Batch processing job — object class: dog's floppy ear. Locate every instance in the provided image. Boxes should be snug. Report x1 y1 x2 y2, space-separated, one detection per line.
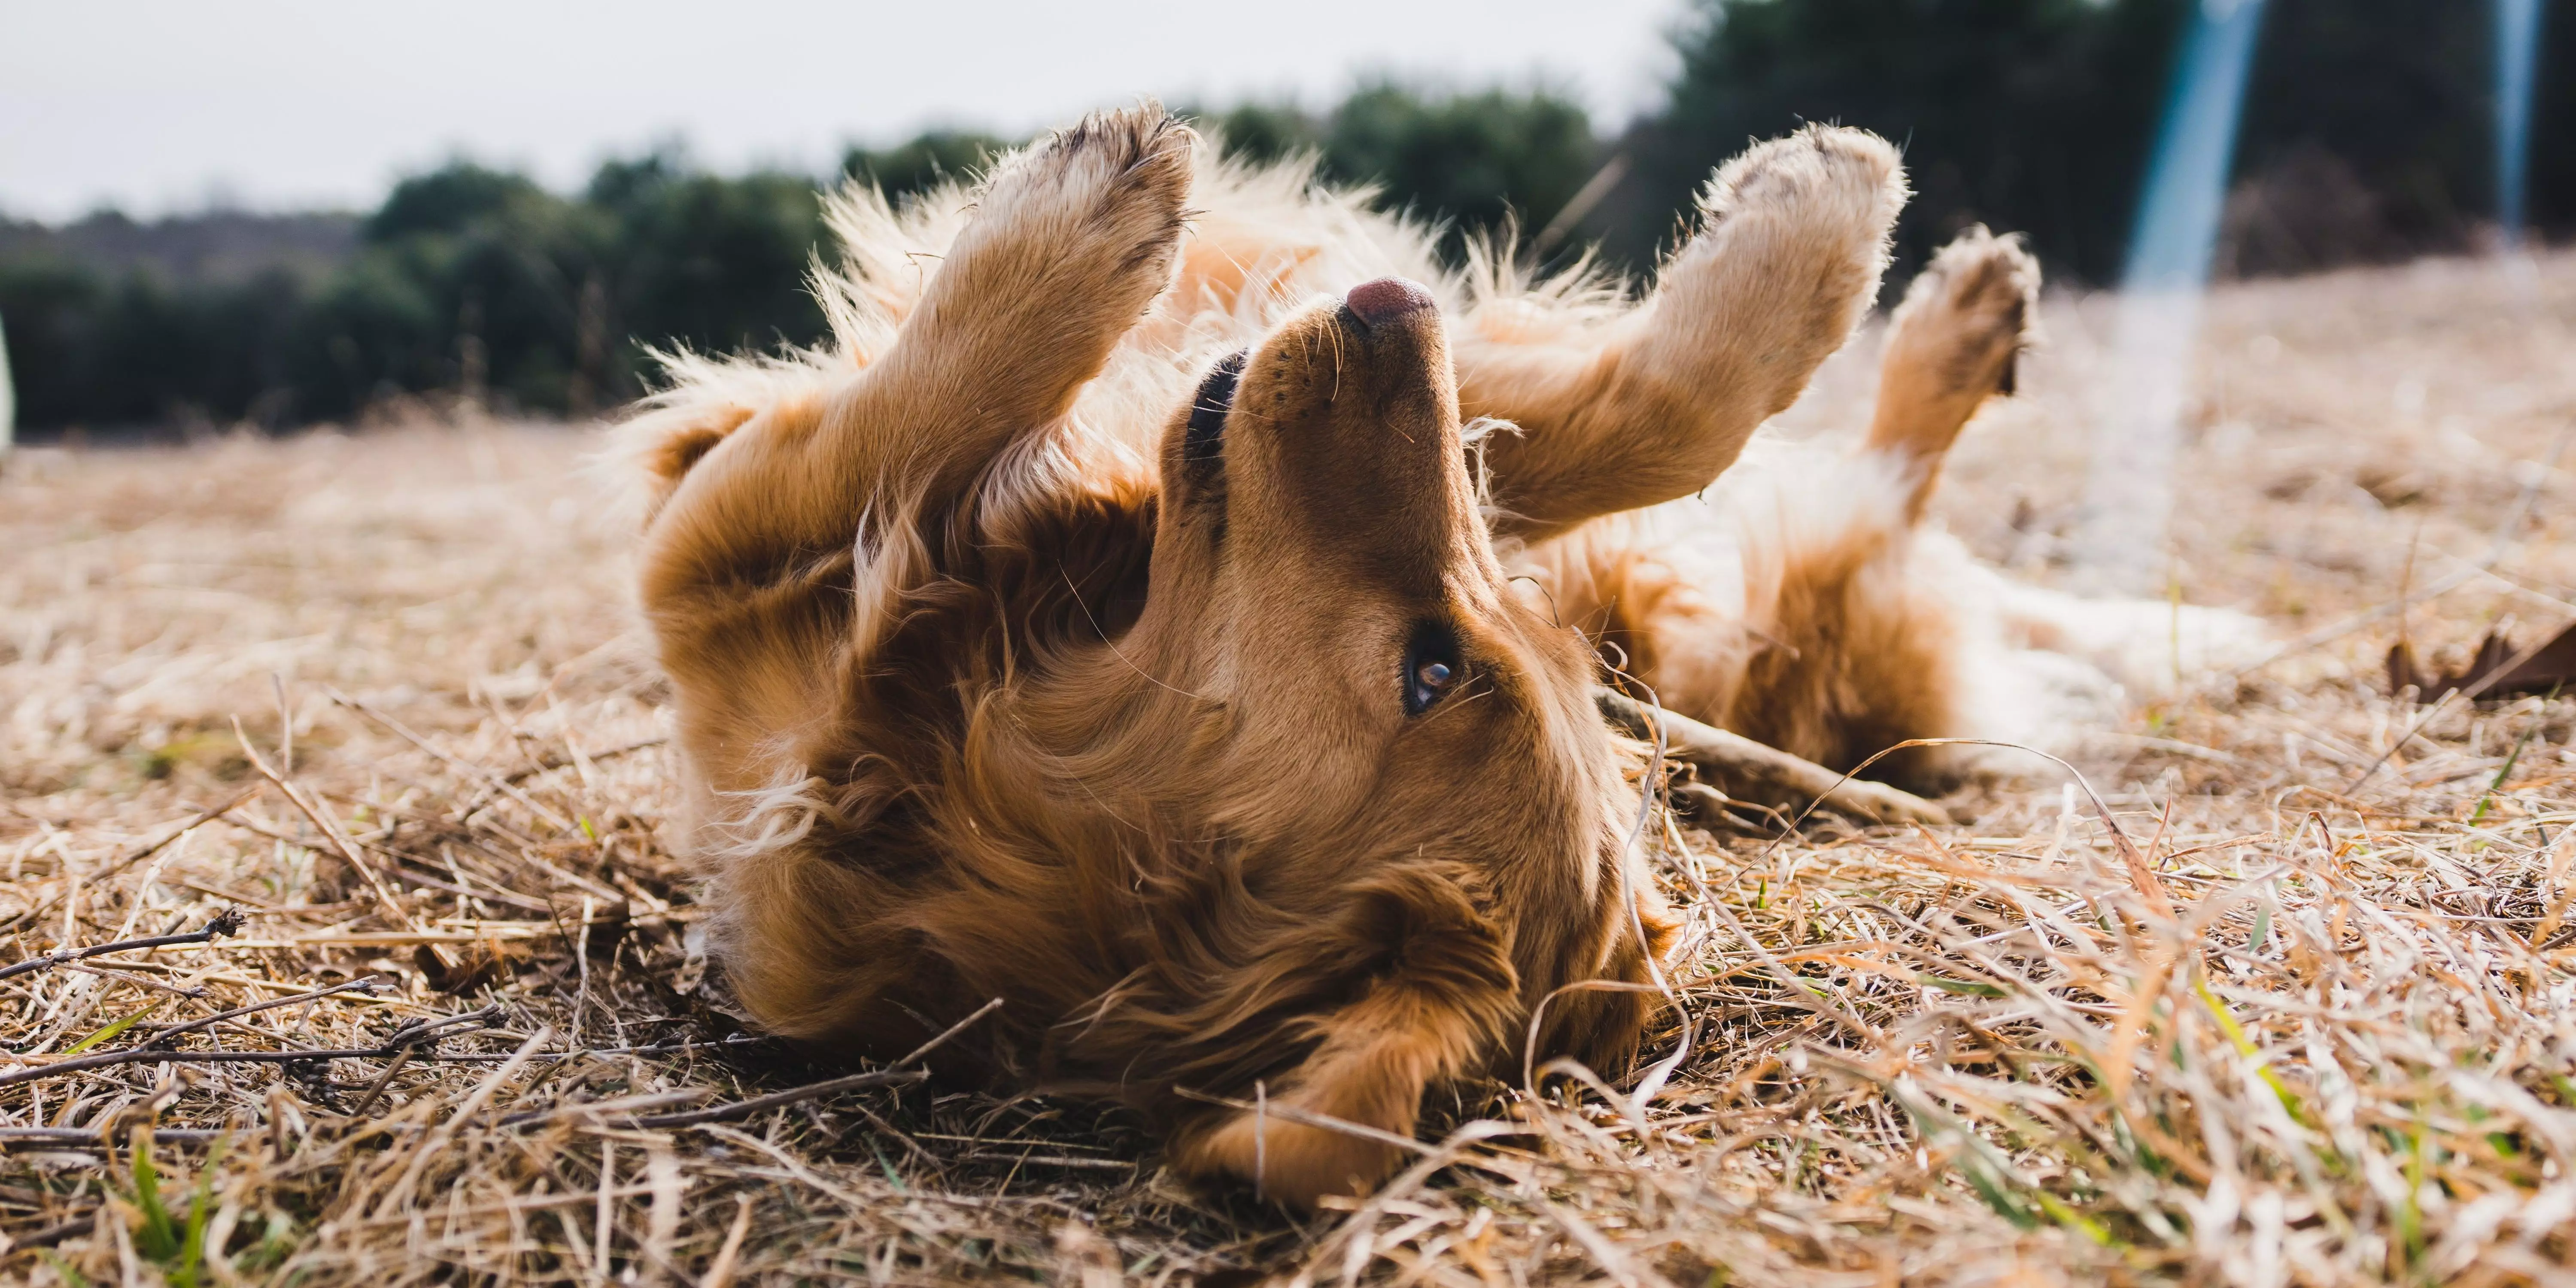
1168 875 1520 1209
608 400 758 526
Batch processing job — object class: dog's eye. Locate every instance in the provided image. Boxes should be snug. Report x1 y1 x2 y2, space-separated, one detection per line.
1403 625 1461 717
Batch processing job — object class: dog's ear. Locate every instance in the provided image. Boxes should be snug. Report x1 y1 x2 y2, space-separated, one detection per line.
1168 876 1520 1209
608 400 757 526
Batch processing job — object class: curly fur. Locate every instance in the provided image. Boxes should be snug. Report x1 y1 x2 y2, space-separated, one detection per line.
617 103 2252 1207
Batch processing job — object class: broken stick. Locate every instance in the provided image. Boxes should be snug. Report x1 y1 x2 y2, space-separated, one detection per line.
1594 689 1952 828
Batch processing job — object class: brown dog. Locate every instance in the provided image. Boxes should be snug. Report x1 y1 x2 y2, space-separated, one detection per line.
620 103 2221 1206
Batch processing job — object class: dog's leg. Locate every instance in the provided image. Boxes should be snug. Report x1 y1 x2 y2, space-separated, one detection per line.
861 106 1194 496
1169 981 1488 1209
1165 878 1520 1210
641 105 1192 583
1682 230 2035 778
1861 225 2038 519
1460 125 1906 544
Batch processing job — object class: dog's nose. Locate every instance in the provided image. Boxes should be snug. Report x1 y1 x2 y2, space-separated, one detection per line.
1344 277 1435 328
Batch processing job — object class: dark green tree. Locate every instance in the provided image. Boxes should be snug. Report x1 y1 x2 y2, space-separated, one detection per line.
1618 0 2187 283
1190 84 1607 259
365 162 549 243
589 155 831 363
2224 0 2509 272
841 130 1014 204
1325 83 1604 250
1622 0 2571 283
1193 102 1323 167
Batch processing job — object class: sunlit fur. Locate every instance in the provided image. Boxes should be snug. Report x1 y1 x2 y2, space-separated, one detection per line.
615 103 2248 1207
1522 228 2266 785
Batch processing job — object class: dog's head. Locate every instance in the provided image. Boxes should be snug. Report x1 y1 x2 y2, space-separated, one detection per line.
1103 279 1662 1203
645 269 1664 1209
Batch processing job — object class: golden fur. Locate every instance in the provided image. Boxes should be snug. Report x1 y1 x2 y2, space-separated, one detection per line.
616 103 2249 1206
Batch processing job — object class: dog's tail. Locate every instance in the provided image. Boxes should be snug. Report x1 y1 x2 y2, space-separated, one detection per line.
1860 226 2039 521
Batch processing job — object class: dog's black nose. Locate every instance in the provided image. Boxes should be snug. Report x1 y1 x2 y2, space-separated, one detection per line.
1344 277 1435 327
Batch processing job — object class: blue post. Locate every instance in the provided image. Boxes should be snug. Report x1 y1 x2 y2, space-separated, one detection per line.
2122 0 2270 298
0 308 14 460
2075 0 2270 591
2498 0 2543 249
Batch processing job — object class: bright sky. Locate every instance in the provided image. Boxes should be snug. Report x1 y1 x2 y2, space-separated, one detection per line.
1 0 1685 221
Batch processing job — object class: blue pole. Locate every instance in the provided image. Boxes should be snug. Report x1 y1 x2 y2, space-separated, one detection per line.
0 308 14 459
2498 0 2543 249
2123 0 2270 295
2076 0 2271 591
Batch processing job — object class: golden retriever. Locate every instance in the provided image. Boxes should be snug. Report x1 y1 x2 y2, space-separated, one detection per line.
616 103 2248 1206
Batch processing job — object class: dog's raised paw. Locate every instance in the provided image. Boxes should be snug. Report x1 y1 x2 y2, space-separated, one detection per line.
979 102 1195 286
1699 123 1907 250
1890 226 2041 401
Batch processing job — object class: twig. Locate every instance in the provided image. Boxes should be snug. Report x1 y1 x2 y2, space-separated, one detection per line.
0 1044 480 1074
503 736 667 786
0 996 501 1091
8 1212 101 1244
605 997 1002 1130
0 908 248 983
702 1194 755 1288
0 791 261 935
0 978 384 1086
347 1046 415 1118
0 1130 229 1148
1170 1085 1438 1158
372 1033 770 1065
49 963 212 997
141 976 383 1049
233 719 425 933
623 1070 928 1129
568 894 596 1043
497 1088 716 1128
328 687 578 832
1758 735 2175 922
1595 689 1952 826
2350 632 2572 788
373 1026 553 1218
207 820 552 915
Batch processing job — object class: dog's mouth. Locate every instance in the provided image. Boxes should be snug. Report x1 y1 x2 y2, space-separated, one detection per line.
1179 349 1246 493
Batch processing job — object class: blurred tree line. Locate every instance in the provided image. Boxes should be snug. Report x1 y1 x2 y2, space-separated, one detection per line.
1614 0 2573 283
1191 83 1603 257
3 0 2567 434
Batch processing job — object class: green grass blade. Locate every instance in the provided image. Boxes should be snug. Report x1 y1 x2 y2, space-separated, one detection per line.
63 998 167 1056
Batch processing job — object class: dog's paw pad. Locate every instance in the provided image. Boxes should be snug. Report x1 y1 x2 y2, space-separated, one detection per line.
1920 228 2040 324
1895 226 2041 393
1700 124 1905 229
987 103 1194 270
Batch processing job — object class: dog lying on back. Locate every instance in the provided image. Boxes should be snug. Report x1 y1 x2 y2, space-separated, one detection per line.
619 103 2248 1206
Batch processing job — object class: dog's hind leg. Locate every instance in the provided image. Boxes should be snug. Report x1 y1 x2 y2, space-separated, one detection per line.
639 105 1192 589
1860 225 2038 519
1663 231 2038 779
1536 231 2039 782
1458 126 1907 545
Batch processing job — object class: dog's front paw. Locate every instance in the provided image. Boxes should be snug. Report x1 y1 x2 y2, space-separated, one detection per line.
1698 123 1907 250
972 102 1195 304
1642 125 1906 406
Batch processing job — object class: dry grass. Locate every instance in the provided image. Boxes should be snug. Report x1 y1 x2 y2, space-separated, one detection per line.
2 249 2573 1286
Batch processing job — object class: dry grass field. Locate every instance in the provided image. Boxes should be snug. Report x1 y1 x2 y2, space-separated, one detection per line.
2 249 2572 1286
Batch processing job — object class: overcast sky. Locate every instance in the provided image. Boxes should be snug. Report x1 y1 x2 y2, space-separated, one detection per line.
1 0 1684 221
